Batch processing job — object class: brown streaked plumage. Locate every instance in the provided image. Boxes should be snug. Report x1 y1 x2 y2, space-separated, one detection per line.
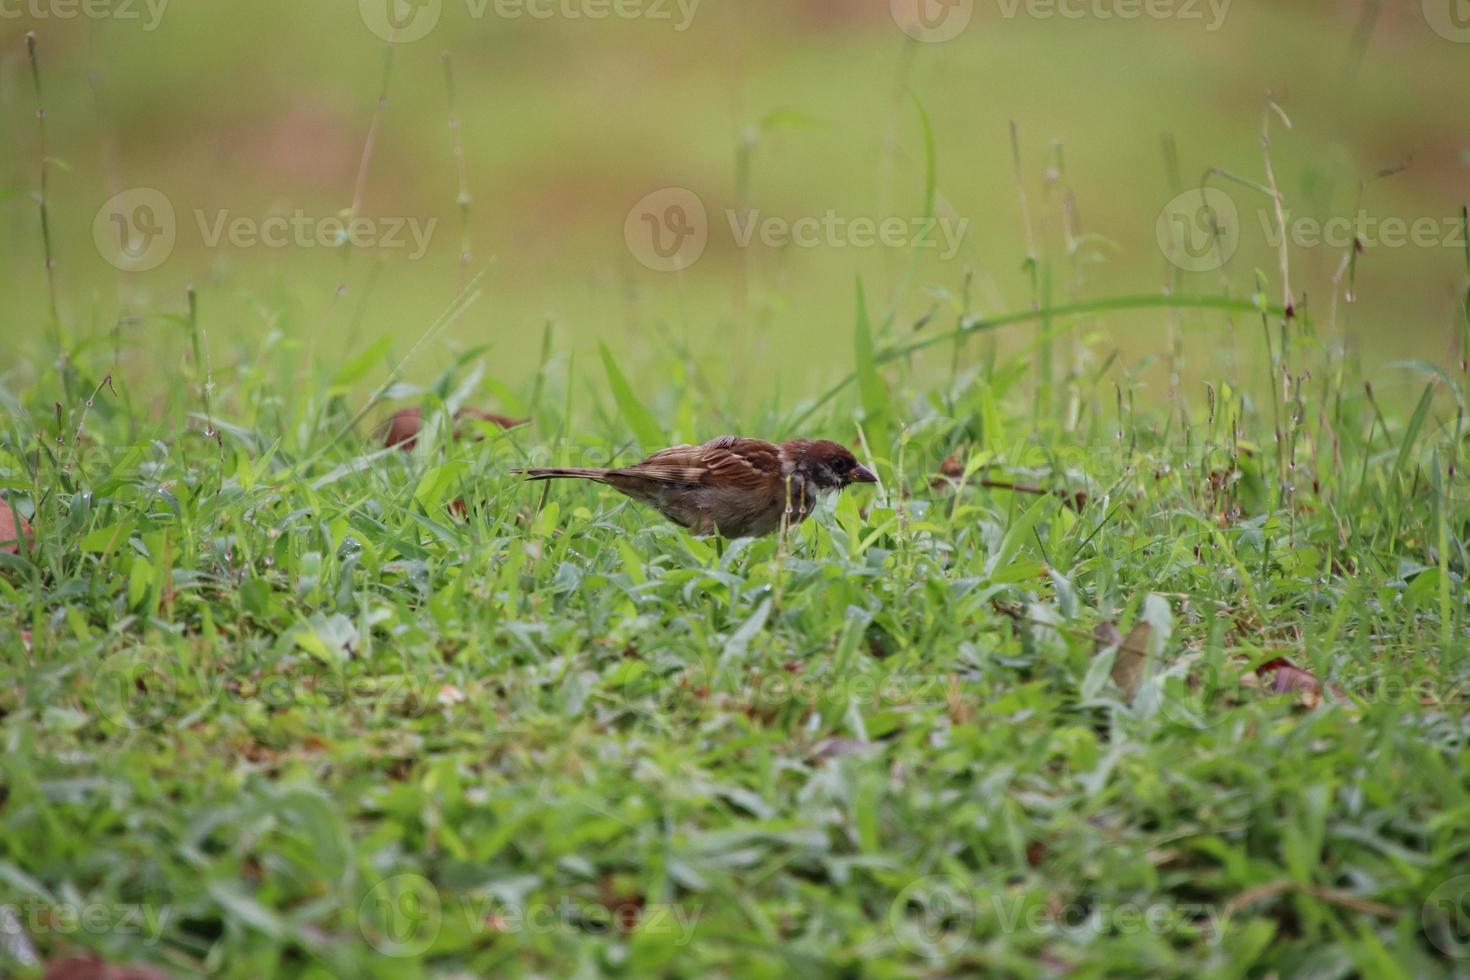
516 436 877 538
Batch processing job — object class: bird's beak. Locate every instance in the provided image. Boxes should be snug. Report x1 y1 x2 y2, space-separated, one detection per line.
850 465 878 485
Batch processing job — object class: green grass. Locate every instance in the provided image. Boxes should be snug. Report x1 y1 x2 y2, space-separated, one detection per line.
2 273 1469 976
4 7 1470 975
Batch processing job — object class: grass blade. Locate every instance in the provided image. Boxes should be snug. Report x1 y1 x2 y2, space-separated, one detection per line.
600 342 664 450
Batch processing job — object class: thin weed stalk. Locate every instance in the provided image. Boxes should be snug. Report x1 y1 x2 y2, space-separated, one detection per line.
26 33 62 349
442 52 474 291
312 44 398 356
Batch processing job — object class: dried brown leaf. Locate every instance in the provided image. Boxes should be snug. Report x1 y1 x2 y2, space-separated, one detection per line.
44 955 171 980
0 503 32 555
381 407 526 451
1095 620 1151 701
1255 657 1348 709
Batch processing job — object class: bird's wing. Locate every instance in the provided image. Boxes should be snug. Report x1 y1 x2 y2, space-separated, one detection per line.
614 437 780 490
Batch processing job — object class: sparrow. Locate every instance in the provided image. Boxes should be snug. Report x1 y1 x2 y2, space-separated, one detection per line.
516 436 877 538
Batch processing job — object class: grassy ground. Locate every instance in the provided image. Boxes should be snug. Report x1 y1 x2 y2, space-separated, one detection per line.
4 3 1470 977
2 270 1469 977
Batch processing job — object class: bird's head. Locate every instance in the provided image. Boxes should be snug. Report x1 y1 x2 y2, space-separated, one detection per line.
783 439 878 492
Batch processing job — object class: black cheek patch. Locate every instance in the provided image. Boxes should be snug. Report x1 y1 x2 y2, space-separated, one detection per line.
814 465 843 490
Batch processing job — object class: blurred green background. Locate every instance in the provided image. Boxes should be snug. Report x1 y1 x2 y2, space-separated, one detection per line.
2 0 1466 410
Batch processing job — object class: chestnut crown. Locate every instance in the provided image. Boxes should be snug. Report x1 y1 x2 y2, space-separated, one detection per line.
784 439 877 490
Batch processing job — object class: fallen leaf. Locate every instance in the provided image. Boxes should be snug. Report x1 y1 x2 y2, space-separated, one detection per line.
381 409 423 449
930 453 966 489
457 407 527 433
1223 880 1400 923
808 738 875 760
1256 657 1346 708
0 502 32 554
1095 620 1151 701
44 954 171 980
381 407 525 451
598 874 646 934
1093 621 1122 650
1257 657 1318 696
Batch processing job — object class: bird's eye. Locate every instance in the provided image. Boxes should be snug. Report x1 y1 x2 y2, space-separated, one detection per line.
832 457 852 473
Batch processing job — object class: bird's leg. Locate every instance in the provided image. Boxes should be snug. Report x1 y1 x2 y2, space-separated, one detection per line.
780 477 791 538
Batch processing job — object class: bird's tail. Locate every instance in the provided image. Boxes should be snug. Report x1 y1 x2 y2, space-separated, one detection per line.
513 467 612 483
